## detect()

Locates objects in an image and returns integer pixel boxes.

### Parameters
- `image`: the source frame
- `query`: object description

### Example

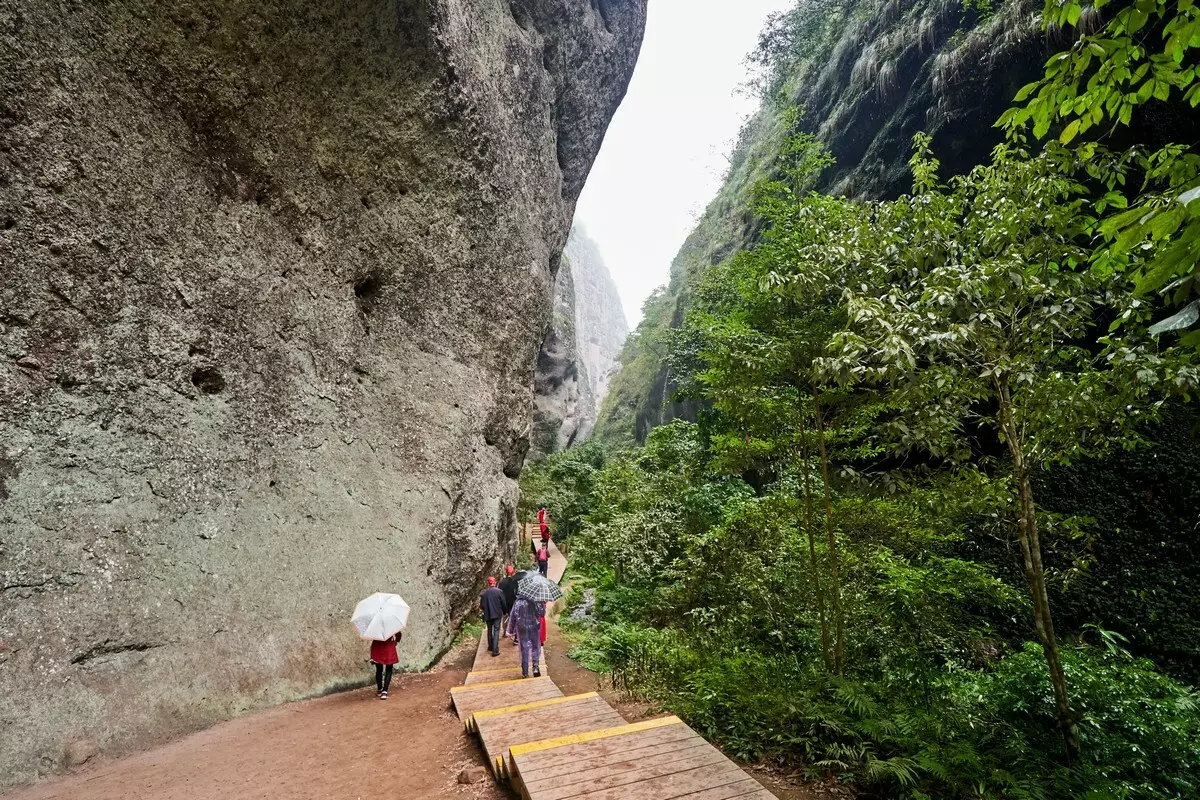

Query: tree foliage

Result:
[528,0,1200,795]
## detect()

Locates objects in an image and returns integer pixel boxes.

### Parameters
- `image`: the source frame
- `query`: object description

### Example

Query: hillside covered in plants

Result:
[526,0,1200,797]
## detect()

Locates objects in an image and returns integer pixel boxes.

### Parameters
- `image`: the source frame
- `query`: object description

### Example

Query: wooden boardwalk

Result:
[450,524,774,799]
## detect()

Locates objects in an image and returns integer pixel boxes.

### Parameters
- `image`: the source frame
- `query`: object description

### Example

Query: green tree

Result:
[1001,0,1200,339]
[815,136,1191,762]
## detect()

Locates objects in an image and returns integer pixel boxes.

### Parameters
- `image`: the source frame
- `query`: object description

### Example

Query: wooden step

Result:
[465,664,547,685]
[509,716,773,800]
[473,693,625,779]
[450,676,563,724]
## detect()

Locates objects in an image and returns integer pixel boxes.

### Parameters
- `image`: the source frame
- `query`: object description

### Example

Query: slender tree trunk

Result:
[996,381,1082,765]
[798,408,832,671]
[812,387,845,674]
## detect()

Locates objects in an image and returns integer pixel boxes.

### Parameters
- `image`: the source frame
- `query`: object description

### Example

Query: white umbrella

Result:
[352,593,411,640]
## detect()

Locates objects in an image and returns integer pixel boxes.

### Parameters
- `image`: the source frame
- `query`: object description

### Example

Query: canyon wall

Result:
[563,224,627,434]
[0,0,645,787]
[530,255,592,455]
[530,224,627,454]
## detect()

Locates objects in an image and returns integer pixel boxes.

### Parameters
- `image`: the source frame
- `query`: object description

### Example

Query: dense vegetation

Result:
[524,0,1200,796]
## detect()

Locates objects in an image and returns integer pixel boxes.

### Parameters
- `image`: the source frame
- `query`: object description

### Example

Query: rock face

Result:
[0,0,645,788]
[563,224,627,425]
[530,224,627,454]
[530,258,591,455]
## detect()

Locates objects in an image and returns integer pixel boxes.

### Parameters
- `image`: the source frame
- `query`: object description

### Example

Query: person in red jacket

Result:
[370,632,400,700]
[537,506,546,525]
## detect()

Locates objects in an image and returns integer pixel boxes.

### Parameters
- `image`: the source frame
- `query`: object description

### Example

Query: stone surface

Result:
[62,739,99,770]
[0,0,645,789]
[458,765,489,784]
[529,224,627,454]
[562,224,627,428]
[531,253,590,455]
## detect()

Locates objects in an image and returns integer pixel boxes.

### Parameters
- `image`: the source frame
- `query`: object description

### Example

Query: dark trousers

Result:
[538,560,548,577]
[374,663,393,693]
[486,617,502,655]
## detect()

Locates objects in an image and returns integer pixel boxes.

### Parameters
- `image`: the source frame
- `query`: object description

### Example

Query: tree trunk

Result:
[798,407,832,671]
[996,380,1082,765]
[812,387,845,674]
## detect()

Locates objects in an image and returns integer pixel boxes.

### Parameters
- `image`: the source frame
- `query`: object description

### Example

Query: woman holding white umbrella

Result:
[352,593,411,700]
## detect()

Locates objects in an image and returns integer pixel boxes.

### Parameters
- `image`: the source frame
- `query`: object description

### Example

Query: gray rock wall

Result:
[0,0,645,788]
[529,223,627,455]
[530,256,591,455]
[563,224,627,423]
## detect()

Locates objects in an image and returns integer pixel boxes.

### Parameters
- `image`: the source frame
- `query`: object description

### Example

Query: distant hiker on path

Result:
[537,543,550,577]
[537,506,547,525]
[509,596,545,678]
[479,576,505,657]
[370,632,400,700]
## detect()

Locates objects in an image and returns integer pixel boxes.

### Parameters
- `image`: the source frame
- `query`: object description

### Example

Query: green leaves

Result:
[1006,0,1200,330]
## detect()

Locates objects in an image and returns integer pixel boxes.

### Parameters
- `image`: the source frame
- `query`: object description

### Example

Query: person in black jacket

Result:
[498,564,518,643]
[479,577,506,656]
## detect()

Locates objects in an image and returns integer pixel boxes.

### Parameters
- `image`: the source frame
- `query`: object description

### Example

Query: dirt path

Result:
[6,614,838,800]
[3,639,508,800]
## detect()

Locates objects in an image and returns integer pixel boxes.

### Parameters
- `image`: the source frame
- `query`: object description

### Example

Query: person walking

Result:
[508,559,537,645]
[370,632,401,700]
[537,506,547,526]
[479,576,505,657]
[498,564,518,642]
[510,595,546,678]
[537,542,550,577]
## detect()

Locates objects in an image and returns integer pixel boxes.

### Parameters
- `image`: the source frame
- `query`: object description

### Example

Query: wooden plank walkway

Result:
[522,523,567,584]
[448,520,775,799]
[477,692,625,778]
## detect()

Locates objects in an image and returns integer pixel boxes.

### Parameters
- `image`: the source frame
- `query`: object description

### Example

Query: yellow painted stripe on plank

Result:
[467,662,546,674]
[493,754,505,777]
[508,715,683,757]
[472,692,599,723]
[451,676,550,694]
[466,670,548,685]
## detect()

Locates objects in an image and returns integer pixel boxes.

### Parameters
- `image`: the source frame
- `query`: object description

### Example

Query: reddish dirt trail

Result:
[3,640,507,800]
[6,614,835,800]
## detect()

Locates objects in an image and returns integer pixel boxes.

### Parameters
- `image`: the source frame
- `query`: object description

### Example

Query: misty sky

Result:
[573,0,795,327]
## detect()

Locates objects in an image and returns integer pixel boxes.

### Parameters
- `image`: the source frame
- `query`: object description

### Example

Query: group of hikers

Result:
[477,506,555,678]
[365,508,556,695]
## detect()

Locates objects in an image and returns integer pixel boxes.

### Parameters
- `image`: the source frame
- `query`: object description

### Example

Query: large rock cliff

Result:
[563,224,627,425]
[0,0,645,787]
[529,223,627,455]
[530,256,592,455]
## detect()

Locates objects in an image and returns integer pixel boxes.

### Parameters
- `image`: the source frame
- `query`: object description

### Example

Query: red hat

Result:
[505,564,515,576]
[487,576,496,586]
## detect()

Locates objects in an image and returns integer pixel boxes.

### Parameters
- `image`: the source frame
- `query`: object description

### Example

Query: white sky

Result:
[573,0,796,327]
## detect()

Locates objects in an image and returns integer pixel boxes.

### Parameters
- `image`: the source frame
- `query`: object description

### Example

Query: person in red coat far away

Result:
[370,632,401,700]
[537,506,546,525]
